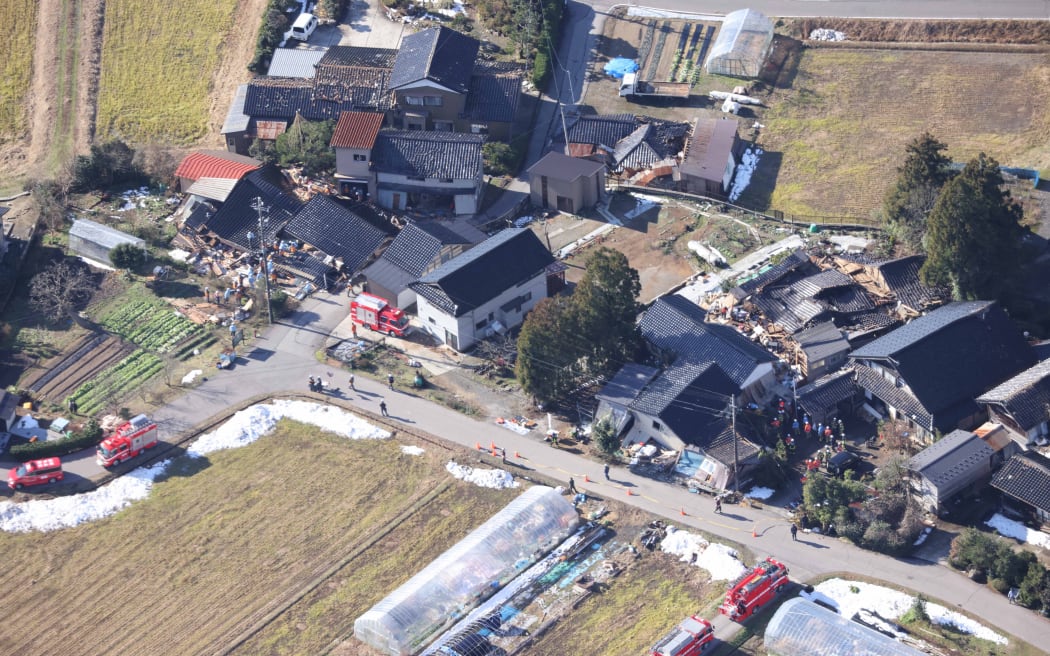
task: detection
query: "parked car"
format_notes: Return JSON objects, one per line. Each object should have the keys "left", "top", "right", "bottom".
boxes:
{"left": 8, "top": 457, "right": 64, "bottom": 490}
{"left": 289, "top": 13, "right": 317, "bottom": 41}
{"left": 826, "top": 451, "right": 859, "bottom": 477}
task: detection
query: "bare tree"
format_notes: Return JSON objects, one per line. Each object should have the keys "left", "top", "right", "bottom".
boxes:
{"left": 29, "top": 259, "right": 97, "bottom": 328}
{"left": 30, "top": 181, "right": 69, "bottom": 240}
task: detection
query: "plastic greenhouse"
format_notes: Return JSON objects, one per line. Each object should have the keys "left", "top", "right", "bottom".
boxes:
{"left": 704, "top": 8, "right": 774, "bottom": 78}
{"left": 764, "top": 598, "right": 926, "bottom": 656}
{"left": 354, "top": 486, "right": 579, "bottom": 655}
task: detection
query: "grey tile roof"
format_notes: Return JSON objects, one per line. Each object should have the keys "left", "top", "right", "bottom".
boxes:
{"left": 372, "top": 130, "right": 484, "bottom": 180}
{"left": 976, "top": 359, "right": 1050, "bottom": 431}
{"left": 907, "top": 429, "right": 994, "bottom": 493}
{"left": 733, "top": 249, "right": 816, "bottom": 298}
{"left": 991, "top": 451, "right": 1050, "bottom": 513}
{"left": 876, "top": 255, "right": 947, "bottom": 312}
{"left": 819, "top": 284, "right": 875, "bottom": 314}
{"left": 596, "top": 363, "right": 660, "bottom": 407}
{"left": 409, "top": 228, "right": 554, "bottom": 316}
{"left": 313, "top": 67, "right": 393, "bottom": 110}
{"left": 244, "top": 77, "right": 316, "bottom": 119}
{"left": 795, "top": 321, "right": 849, "bottom": 364}
{"left": 854, "top": 363, "right": 933, "bottom": 429}
{"left": 204, "top": 165, "right": 302, "bottom": 249}
{"left": 390, "top": 26, "right": 479, "bottom": 93}
{"left": 797, "top": 367, "right": 856, "bottom": 418}
{"left": 527, "top": 151, "right": 605, "bottom": 181}
{"left": 317, "top": 45, "right": 398, "bottom": 69}
{"left": 790, "top": 269, "right": 853, "bottom": 297}
{"left": 377, "top": 222, "right": 446, "bottom": 278}
{"left": 267, "top": 48, "right": 327, "bottom": 77}
{"left": 565, "top": 114, "right": 637, "bottom": 148}
{"left": 414, "top": 218, "right": 487, "bottom": 245}
{"left": 640, "top": 294, "right": 775, "bottom": 388}
{"left": 464, "top": 74, "right": 521, "bottom": 123}
{"left": 283, "top": 195, "right": 391, "bottom": 273}
{"left": 751, "top": 287, "right": 827, "bottom": 333}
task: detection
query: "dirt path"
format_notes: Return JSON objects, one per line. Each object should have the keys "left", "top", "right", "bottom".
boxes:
{"left": 204, "top": 0, "right": 269, "bottom": 147}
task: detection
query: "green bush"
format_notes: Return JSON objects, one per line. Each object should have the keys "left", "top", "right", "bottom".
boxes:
{"left": 989, "top": 577, "right": 1011, "bottom": 594}
{"left": 532, "top": 48, "right": 551, "bottom": 92}
{"left": 110, "top": 243, "right": 148, "bottom": 271}
{"left": 249, "top": 0, "right": 300, "bottom": 73}
{"left": 482, "top": 141, "right": 515, "bottom": 176}
{"left": 10, "top": 420, "right": 104, "bottom": 460}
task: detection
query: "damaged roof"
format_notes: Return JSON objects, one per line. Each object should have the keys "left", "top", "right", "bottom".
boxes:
{"left": 410, "top": 228, "right": 554, "bottom": 317}
{"left": 565, "top": 114, "right": 637, "bottom": 148}
{"left": 640, "top": 294, "right": 775, "bottom": 388}
{"left": 680, "top": 117, "right": 739, "bottom": 183}
{"left": 875, "top": 255, "right": 947, "bottom": 312}
{"left": 390, "top": 26, "right": 479, "bottom": 93}
{"left": 596, "top": 363, "right": 661, "bottom": 408}
{"left": 372, "top": 130, "right": 483, "bottom": 180}
{"left": 203, "top": 165, "right": 302, "bottom": 249}
{"left": 283, "top": 195, "right": 391, "bottom": 273}
{"left": 977, "top": 359, "right": 1050, "bottom": 431}
{"left": 733, "top": 249, "right": 816, "bottom": 299}
{"left": 991, "top": 451, "right": 1050, "bottom": 514}
{"left": 464, "top": 74, "right": 521, "bottom": 123}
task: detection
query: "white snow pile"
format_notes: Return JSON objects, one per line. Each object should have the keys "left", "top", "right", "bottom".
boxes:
{"left": 187, "top": 399, "right": 389, "bottom": 457}
{"left": 445, "top": 461, "right": 519, "bottom": 489}
{"left": 181, "top": 369, "right": 204, "bottom": 385}
{"left": 986, "top": 512, "right": 1050, "bottom": 550}
{"left": 803, "top": 578, "right": 1007, "bottom": 645}
{"left": 0, "top": 401, "right": 389, "bottom": 533}
{"left": 0, "top": 461, "right": 169, "bottom": 533}
{"left": 660, "top": 525, "right": 747, "bottom": 581}
{"left": 745, "top": 486, "right": 774, "bottom": 500}
{"left": 425, "top": 0, "right": 466, "bottom": 17}
{"left": 117, "top": 186, "right": 155, "bottom": 212}
{"left": 809, "top": 28, "right": 847, "bottom": 41}
{"left": 729, "top": 147, "right": 762, "bottom": 202}
{"left": 401, "top": 445, "right": 425, "bottom": 456}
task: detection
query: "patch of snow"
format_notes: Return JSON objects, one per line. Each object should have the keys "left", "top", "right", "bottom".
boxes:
{"left": 745, "top": 486, "right": 774, "bottom": 500}
{"left": 729, "top": 147, "right": 762, "bottom": 202}
{"left": 803, "top": 578, "right": 1007, "bottom": 645}
{"left": 660, "top": 525, "right": 747, "bottom": 581}
{"left": 513, "top": 215, "right": 534, "bottom": 227}
{"left": 181, "top": 369, "right": 204, "bottom": 385}
{"left": 810, "top": 28, "right": 847, "bottom": 41}
{"left": 168, "top": 248, "right": 191, "bottom": 262}
{"left": 624, "top": 198, "right": 658, "bottom": 220}
{"left": 445, "top": 460, "right": 519, "bottom": 489}
{"left": 401, "top": 445, "right": 425, "bottom": 456}
{"left": 0, "top": 401, "right": 389, "bottom": 533}
{"left": 986, "top": 513, "right": 1050, "bottom": 550}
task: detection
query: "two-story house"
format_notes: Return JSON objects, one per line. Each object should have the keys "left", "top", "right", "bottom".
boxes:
{"left": 330, "top": 111, "right": 387, "bottom": 198}
{"left": 370, "top": 129, "right": 485, "bottom": 215}
{"left": 849, "top": 301, "right": 1035, "bottom": 444}
{"left": 409, "top": 228, "right": 554, "bottom": 351}
{"left": 977, "top": 358, "right": 1050, "bottom": 447}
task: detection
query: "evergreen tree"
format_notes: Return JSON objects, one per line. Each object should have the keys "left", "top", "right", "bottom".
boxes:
{"left": 515, "top": 296, "right": 580, "bottom": 403}
{"left": 920, "top": 153, "right": 1024, "bottom": 300}
{"left": 572, "top": 247, "right": 643, "bottom": 374}
{"left": 882, "top": 133, "right": 953, "bottom": 253}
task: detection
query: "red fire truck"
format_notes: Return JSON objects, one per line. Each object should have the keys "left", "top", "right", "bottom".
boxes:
{"left": 349, "top": 292, "right": 411, "bottom": 337}
{"left": 8, "top": 457, "right": 64, "bottom": 489}
{"left": 650, "top": 615, "right": 714, "bottom": 656}
{"left": 719, "top": 557, "right": 789, "bottom": 621}
{"left": 96, "top": 414, "right": 159, "bottom": 467}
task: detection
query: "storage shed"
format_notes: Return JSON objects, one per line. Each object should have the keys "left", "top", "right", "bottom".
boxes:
{"left": 354, "top": 486, "right": 578, "bottom": 655}
{"left": 704, "top": 9, "right": 774, "bottom": 78}
{"left": 765, "top": 598, "right": 926, "bottom": 656}
{"left": 68, "top": 219, "right": 146, "bottom": 267}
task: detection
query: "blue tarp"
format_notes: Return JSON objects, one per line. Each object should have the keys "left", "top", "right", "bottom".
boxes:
{"left": 603, "top": 57, "right": 639, "bottom": 79}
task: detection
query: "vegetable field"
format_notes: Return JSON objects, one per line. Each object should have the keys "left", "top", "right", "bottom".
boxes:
{"left": 94, "top": 0, "right": 239, "bottom": 143}
{"left": 67, "top": 350, "right": 163, "bottom": 415}
{"left": 0, "top": 0, "right": 37, "bottom": 141}
{"left": 101, "top": 298, "right": 215, "bottom": 356}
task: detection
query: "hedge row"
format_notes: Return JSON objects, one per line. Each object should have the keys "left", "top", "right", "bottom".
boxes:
{"left": 249, "top": 0, "right": 301, "bottom": 73}
{"left": 530, "top": 0, "right": 565, "bottom": 92}
{"left": 10, "top": 422, "right": 104, "bottom": 461}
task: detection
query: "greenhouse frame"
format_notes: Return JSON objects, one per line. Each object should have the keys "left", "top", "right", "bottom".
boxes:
{"left": 354, "top": 486, "right": 579, "bottom": 655}
{"left": 704, "top": 8, "right": 774, "bottom": 78}
{"left": 764, "top": 598, "right": 927, "bottom": 656}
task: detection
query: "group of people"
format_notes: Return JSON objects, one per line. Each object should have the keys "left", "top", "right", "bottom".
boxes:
{"left": 307, "top": 375, "right": 328, "bottom": 393}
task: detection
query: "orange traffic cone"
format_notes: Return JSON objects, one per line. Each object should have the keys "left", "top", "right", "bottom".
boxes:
{"left": 475, "top": 442, "right": 481, "bottom": 450}
{"left": 583, "top": 474, "right": 590, "bottom": 483}
{"left": 680, "top": 507, "right": 687, "bottom": 516}
{"left": 490, "top": 441, "right": 497, "bottom": 450}
{"left": 626, "top": 488, "right": 633, "bottom": 496}
{"left": 514, "top": 451, "right": 521, "bottom": 458}
{"left": 752, "top": 525, "right": 758, "bottom": 538}
{"left": 491, "top": 448, "right": 498, "bottom": 457}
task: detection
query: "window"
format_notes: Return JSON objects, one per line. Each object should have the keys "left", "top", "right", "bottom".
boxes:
{"left": 434, "top": 121, "right": 453, "bottom": 132}
{"left": 652, "top": 421, "right": 662, "bottom": 430}
{"left": 471, "top": 124, "right": 488, "bottom": 134}
{"left": 476, "top": 318, "right": 489, "bottom": 330}
{"left": 405, "top": 96, "right": 424, "bottom": 106}
{"left": 424, "top": 96, "right": 443, "bottom": 107}
{"left": 408, "top": 175, "right": 425, "bottom": 181}
{"left": 353, "top": 154, "right": 367, "bottom": 162}
{"left": 522, "top": 292, "right": 532, "bottom": 302}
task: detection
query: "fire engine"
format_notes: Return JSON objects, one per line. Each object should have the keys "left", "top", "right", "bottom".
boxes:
{"left": 96, "top": 414, "right": 159, "bottom": 467}
{"left": 719, "top": 557, "right": 789, "bottom": 621}
{"left": 650, "top": 615, "right": 714, "bottom": 656}
{"left": 349, "top": 292, "right": 411, "bottom": 337}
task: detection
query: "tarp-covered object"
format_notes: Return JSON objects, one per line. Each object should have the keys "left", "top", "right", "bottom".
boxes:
{"left": 354, "top": 486, "right": 578, "bottom": 655}
{"left": 604, "top": 57, "right": 639, "bottom": 79}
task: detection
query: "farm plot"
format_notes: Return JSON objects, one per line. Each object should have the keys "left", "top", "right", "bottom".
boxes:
{"left": 0, "top": 0, "right": 36, "bottom": 141}
{"left": 26, "top": 334, "right": 136, "bottom": 403}
{"left": 66, "top": 350, "right": 163, "bottom": 416}
{"left": 94, "top": 0, "right": 239, "bottom": 143}
{"left": 746, "top": 48, "right": 1050, "bottom": 219}
{"left": 100, "top": 297, "right": 215, "bottom": 357}
{"left": 0, "top": 422, "right": 516, "bottom": 656}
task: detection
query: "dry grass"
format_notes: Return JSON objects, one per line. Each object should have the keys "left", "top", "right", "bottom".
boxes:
{"left": 0, "top": 0, "right": 38, "bottom": 141}
{"left": 746, "top": 48, "right": 1050, "bottom": 218}
{"left": 94, "top": 0, "right": 239, "bottom": 143}
{"left": 0, "top": 420, "right": 515, "bottom": 655}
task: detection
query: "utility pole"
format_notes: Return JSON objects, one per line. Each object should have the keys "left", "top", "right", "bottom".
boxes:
{"left": 250, "top": 196, "right": 273, "bottom": 325}
{"left": 731, "top": 395, "right": 739, "bottom": 495}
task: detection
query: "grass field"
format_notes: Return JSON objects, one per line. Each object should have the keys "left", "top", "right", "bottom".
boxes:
{"left": 0, "top": 420, "right": 518, "bottom": 655}
{"left": 744, "top": 48, "right": 1050, "bottom": 219}
{"left": 94, "top": 0, "right": 239, "bottom": 143}
{"left": 0, "top": 0, "right": 38, "bottom": 141}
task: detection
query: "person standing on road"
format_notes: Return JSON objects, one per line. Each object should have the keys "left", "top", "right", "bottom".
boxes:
{"left": 388, "top": 373, "right": 395, "bottom": 390}
{"left": 349, "top": 374, "right": 355, "bottom": 390}
{"left": 568, "top": 477, "right": 578, "bottom": 493}
{"left": 715, "top": 496, "right": 722, "bottom": 514}
{"left": 604, "top": 464, "right": 610, "bottom": 480}
{"left": 790, "top": 524, "right": 798, "bottom": 541}
{"left": 380, "top": 400, "right": 388, "bottom": 417}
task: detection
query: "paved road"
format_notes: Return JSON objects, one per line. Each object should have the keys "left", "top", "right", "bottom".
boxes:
{"left": 603, "top": 0, "right": 1050, "bottom": 19}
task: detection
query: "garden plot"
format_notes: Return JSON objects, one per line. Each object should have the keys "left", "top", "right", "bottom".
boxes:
{"left": 100, "top": 297, "right": 215, "bottom": 356}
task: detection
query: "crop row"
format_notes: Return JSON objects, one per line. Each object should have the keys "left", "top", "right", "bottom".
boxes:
{"left": 102, "top": 300, "right": 207, "bottom": 353}
{"left": 69, "top": 351, "right": 163, "bottom": 416}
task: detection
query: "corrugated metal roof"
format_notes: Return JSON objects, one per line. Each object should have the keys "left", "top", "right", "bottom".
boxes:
{"left": 186, "top": 177, "right": 239, "bottom": 203}
{"left": 681, "top": 117, "right": 739, "bottom": 182}
{"left": 221, "top": 84, "right": 251, "bottom": 134}
{"left": 267, "top": 47, "right": 327, "bottom": 77}
{"left": 70, "top": 219, "right": 145, "bottom": 251}
{"left": 330, "top": 111, "right": 386, "bottom": 149}
{"left": 175, "top": 151, "right": 261, "bottom": 182}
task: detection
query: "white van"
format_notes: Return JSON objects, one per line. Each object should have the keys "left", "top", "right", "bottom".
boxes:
{"left": 290, "top": 13, "right": 317, "bottom": 42}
